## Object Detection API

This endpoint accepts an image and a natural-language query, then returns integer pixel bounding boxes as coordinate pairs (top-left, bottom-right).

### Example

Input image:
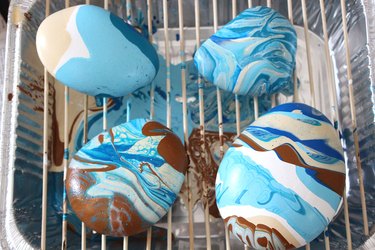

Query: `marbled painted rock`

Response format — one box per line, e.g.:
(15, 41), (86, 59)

(36, 5), (159, 97)
(215, 103), (345, 249)
(194, 6), (297, 97)
(66, 119), (187, 236)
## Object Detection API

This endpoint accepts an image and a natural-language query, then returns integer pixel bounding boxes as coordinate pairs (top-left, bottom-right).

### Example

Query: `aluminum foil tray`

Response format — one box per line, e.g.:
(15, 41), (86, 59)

(0, 0), (374, 249)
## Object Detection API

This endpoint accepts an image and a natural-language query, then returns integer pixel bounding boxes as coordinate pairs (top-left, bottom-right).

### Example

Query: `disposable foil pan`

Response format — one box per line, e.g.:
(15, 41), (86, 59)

(0, 0), (374, 249)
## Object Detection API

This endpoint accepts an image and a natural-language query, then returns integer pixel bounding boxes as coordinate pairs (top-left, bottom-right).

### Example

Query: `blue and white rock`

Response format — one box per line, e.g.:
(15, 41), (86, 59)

(194, 6), (297, 97)
(36, 5), (159, 97)
(66, 119), (187, 236)
(215, 103), (345, 249)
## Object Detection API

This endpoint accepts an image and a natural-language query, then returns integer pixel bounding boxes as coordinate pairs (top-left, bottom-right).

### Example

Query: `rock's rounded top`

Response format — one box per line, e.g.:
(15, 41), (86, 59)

(194, 6), (297, 97)
(215, 103), (345, 249)
(36, 5), (159, 98)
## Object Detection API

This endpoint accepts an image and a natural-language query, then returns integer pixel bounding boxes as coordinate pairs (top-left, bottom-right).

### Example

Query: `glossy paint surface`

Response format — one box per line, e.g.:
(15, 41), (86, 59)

(36, 5), (159, 97)
(216, 103), (345, 249)
(194, 6), (297, 96)
(67, 119), (187, 236)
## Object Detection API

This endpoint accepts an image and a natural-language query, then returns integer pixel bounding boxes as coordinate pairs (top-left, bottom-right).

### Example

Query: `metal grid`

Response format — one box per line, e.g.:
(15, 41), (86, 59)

(12, 0), (371, 249)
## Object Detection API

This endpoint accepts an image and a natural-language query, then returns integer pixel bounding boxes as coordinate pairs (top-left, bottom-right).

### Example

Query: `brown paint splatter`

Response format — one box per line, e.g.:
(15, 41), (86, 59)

(188, 128), (236, 218)
(239, 134), (345, 196)
(51, 84), (64, 166)
(24, 12), (32, 21)
(18, 85), (32, 98)
(7, 93), (13, 101)
(17, 72), (118, 169)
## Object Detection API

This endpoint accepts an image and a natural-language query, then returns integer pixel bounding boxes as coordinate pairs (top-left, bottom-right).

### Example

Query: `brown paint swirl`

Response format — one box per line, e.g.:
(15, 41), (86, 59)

(187, 128), (236, 218)
(142, 121), (188, 174)
(238, 134), (345, 196)
(66, 167), (148, 236)
(225, 215), (295, 250)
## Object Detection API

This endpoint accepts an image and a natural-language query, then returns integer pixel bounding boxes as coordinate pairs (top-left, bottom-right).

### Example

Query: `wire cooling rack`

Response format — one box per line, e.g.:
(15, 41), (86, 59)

(0, 0), (374, 249)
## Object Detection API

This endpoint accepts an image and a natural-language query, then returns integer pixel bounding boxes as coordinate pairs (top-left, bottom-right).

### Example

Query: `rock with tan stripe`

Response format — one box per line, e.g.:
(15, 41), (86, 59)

(215, 103), (345, 249)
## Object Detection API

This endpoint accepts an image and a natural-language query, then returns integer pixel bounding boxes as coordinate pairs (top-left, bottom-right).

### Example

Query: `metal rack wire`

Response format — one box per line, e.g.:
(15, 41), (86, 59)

(2, 0), (371, 249)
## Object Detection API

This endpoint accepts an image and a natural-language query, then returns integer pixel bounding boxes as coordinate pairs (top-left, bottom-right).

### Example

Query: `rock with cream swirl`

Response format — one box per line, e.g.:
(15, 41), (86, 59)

(36, 5), (159, 97)
(215, 103), (345, 249)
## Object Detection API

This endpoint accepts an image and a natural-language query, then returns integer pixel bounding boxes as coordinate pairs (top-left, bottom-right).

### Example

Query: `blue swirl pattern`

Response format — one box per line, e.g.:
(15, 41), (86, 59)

(215, 103), (345, 249)
(66, 119), (186, 237)
(194, 6), (297, 96)
(36, 5), (159, 98)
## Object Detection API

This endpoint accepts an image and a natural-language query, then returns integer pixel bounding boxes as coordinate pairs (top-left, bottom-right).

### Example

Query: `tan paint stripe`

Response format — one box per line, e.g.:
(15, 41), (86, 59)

(239, 134), (345, 195)
(36, 7), (76, 74)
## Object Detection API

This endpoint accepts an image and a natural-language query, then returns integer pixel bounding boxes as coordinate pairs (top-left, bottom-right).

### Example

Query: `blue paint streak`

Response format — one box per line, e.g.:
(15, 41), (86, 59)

(247, 126), (344, 161)
(55, 5), (158, 98)
(269, 103), (331, 124)
(110, 13), (159, 71)
(235, 189), (248, 204)
(296, 167), (341, 209)
(72, 56), (271, 149)
(216, 147), (336, 242)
